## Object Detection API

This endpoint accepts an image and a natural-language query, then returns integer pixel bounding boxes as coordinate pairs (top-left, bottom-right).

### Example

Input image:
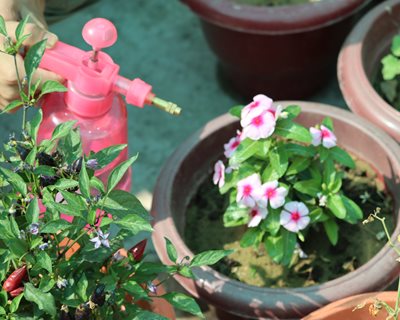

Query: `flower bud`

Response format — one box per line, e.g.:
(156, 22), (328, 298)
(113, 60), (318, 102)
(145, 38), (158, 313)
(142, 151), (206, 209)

(129, 239), (147, 261)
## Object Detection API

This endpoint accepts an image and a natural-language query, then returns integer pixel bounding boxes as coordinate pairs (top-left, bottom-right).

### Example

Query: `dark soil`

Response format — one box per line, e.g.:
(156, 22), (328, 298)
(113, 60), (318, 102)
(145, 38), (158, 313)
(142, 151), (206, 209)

(184, 157), (394, 288)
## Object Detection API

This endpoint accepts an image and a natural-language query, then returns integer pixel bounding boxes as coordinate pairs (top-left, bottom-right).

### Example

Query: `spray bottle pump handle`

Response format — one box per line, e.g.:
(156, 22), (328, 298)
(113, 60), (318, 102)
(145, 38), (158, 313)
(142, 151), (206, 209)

(40, 18), (181, 115)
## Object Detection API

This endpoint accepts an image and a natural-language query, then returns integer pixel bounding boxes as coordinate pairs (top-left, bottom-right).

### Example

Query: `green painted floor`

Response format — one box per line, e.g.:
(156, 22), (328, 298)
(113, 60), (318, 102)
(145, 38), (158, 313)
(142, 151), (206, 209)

(0, 1), (349, 318)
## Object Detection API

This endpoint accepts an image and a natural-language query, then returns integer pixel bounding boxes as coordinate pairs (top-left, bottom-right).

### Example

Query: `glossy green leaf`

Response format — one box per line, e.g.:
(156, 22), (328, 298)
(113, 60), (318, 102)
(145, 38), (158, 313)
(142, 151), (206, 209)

(76, 273), (88, 301)
(264, 230), (296, 265)
(28, 109), (43, 143)
(286, 157), (311, 176)
(341, 195), (363, 224)
(380, 79), (398, 102)
(39, 80), (67, 99)
(382, 54), (400, 80)
(283, 105), (301, 119)
(240, 228), (264, 248)
(34, 251), (52, 273)
(34, 165), (56, 177)
(1, 100), (23, 114)
(52, 120), (77, 141)
(229, 138), (260, 166)
(229, 105), (243, 118)
(327, 194), (346, 219)
(330, 146), (355, 168)
(122, 280), (149, 301)
(275, 119), (312, 143)
(79, 159), (90, 199)
(165, 237), (178, 263)
(49, 178), (79, 191)
(321, 117), (334, 131)
(9, 292), (23, 313)
(219, 163), (255, 194)
(0, 167), (27, 196)
(90, 144), (127, 169)
(107, 154), (138, 193)
(161, 292), (203, 318)
(90, 176), (105, 194)
(24, 39), (47, 84)
(323, 219), (339, 245)
(15, 15), (29, 41)
(102, 189), (149, 219)
(24, 283), (56, 317)
(114, 215), (152, 234)
(26, 198), (39, 224)
(260, 209), (281, 236)
(293, 179), (320, 197)
(191, 250), (232, 267)
(391, 34), (400, 57)
(223, 204), (249, 227)
(0, 16), (7, 36)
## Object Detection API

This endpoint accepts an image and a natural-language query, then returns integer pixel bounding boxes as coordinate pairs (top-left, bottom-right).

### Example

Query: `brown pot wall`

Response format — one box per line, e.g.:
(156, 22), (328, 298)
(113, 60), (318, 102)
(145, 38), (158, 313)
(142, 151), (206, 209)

(181, 0), (372, 99)
(303, 291), (398, 320)
(338, 0), (400, 142)
(151, 102), (400, 319)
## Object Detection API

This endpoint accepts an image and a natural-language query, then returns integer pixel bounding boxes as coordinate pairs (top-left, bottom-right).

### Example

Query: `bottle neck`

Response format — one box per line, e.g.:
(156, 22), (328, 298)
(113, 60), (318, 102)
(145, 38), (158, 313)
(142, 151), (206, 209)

(65, 81), (114, 118)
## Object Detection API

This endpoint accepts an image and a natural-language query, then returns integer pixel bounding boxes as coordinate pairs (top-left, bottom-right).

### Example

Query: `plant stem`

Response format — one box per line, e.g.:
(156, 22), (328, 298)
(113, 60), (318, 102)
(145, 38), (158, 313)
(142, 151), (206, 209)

(373, 214), (400, 255)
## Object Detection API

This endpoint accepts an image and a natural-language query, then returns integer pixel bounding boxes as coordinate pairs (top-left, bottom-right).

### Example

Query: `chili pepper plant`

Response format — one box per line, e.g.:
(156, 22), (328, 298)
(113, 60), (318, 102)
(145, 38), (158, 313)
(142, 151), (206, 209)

(213, 94), (363, 265)
(0, 16), (230, 319)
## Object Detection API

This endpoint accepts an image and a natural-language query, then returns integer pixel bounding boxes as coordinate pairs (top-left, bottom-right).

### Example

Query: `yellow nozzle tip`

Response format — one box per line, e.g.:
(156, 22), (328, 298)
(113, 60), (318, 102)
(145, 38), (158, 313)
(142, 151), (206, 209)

(151, 97), (182, 116)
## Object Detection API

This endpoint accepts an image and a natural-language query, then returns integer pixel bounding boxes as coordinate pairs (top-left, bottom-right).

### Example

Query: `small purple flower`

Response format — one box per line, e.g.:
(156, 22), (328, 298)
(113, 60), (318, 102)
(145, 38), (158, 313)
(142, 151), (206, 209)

(29, 223), (40, 235)
(86, 159), (99, 170)
(90, 229), (110, 249)
(56, 277), (68, 289)
(39, 243), (49, 250)
(147, 281), (157, 294)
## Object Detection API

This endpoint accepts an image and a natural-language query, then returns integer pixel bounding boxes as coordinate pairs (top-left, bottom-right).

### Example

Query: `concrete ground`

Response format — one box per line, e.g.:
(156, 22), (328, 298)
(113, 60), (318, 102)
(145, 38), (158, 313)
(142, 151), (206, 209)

(0, 0), (349, 318)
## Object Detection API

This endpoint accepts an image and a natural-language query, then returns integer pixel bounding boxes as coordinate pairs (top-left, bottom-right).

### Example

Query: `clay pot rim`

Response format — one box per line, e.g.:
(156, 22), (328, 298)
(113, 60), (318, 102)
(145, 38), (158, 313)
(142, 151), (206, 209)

(152, 101), (400, 304)
(338, 0), (400, 141)
(303, 291), (398, 319)
(181, 0), (370, 34)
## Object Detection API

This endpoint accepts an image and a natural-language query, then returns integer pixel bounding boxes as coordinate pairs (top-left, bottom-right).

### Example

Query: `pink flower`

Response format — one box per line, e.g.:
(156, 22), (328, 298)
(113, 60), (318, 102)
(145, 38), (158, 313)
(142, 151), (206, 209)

(257, 180), (288, 209)
(310, 125), (337, 149)
(236, 173), (261, 207)
(241, 94), (273, 121)
(241, 110), (276, 141)
(224, 131), (242, 158)
(248, 206), (268, 227)
(213, 160), (225, 188)
(280, 201), (310, 233)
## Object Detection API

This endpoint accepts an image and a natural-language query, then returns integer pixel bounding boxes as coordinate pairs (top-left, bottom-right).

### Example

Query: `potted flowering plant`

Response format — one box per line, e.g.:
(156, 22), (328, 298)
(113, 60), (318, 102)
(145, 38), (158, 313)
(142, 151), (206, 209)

(181, 0), (372, 99)
(338, 0), (400, 142)
(0, 15), (229, 319)
(152, 94), (400, 319)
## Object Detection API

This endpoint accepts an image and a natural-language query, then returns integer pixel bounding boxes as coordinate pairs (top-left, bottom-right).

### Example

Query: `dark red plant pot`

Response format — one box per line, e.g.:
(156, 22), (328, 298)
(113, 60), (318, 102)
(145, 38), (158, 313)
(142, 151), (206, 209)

(181, 0), (372, 99)
(338, 0), (400, 142)
(151, 102), (400, 319)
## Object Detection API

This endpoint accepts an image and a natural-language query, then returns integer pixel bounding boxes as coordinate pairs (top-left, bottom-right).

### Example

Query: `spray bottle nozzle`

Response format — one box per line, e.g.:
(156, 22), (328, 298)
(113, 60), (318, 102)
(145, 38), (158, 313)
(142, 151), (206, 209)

(40, 18), (181, 116)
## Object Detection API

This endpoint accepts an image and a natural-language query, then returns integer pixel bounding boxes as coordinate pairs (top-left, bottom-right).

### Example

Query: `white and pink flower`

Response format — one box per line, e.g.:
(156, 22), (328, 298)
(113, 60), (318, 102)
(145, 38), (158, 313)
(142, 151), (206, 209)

(236, 173), (262, 207)
(213, 160), (225, 188)
(310, 125), (337, 149)
(280, 201), (310, 233)
(248, 206), (268, 228)
(241, 110), (276, 141)
(224, 131), (242, 158)
(241, 94), (273, 122)
(257, 180), (288, 209)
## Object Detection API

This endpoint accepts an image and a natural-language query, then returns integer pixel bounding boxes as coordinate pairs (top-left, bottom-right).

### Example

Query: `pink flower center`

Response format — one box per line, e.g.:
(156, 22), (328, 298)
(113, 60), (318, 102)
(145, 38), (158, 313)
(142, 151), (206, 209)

(265, 188), (276, 199)
(321, 128), (331, 138)
(250, 209), (258, 217)
(231, 140), (240, 149)
(250, 101), (260, 109)
(251, 115), (264, 127)
(243, 185), (252, 196)
(291, 211), (300, 222)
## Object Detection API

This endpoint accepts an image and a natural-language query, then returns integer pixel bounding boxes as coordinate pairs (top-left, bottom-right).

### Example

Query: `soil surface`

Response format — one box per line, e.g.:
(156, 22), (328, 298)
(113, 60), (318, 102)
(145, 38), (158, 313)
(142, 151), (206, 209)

(184, 157), (394, 288)
(229, 0), (322, 6)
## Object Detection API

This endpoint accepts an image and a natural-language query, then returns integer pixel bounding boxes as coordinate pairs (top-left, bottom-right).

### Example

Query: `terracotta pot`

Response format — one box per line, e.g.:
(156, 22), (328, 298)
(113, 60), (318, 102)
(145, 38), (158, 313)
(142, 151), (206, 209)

(303, 291), (398, 319)
(338, 0), (400, 142)
(151, 101), (400, 319)
(181, 0), (372, 99)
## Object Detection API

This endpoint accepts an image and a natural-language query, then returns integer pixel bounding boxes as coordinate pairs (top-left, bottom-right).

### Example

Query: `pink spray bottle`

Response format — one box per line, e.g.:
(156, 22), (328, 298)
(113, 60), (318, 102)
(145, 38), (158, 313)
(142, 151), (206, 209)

(37, 18), (181, 192)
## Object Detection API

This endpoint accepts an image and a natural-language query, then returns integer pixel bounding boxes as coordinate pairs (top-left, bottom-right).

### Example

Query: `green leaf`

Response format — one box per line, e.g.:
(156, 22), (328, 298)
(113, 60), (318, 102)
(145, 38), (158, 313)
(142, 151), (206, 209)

(309, 207), (328, 223)
(223, 204), (249, 227)
(0, 167), (27, 196)
(49, 178), (79, 191)
(107, 155), (138, 193)
(1, 100), (23, 114)
(114, 215), (152, 234)
(59, 190), (86, 211)
(34, 165), (56, 177)
(283, 105), (301, 119)
(380, 79), (398, 103)
(102, 189), (149, 219)
(391, 35), (400, 57)
(293, 179), (320, 197)
(341, 195), (363, 223)
(219, 163), (255, 194)
(286, 157), (311, 176)
(15, 15), (29, 41)
(275, 119), (312, 143)
(161, 292), (204, 318)
(52, 120), (77, 141)
(76, 273), (88, 301)
(79, 159), (91, 199)
(323, 159), (336, 187)
(9, 292), (24, 313)
(330, 146), (355, 168)
(132, 310), (169, 320)
(284, 143), (316, 157)
(5, 238), (27, 258)
(39, 80), (67, 98)
(24, 39), (47, 85)
(28, 109), (43, 143)
(229, 138), (260, 166)
(382, 54), (400, 80)
(327, 194), (346, 219)
(52, 203), (83, 217)
(34, 251), (52, 273)
(191, 250), (232, 267)
(178, 265), (195, 279)
(90, 144), (127, 169)
(321, 117), (334, 131)
(229, 105), (243, 118)
(0, 16), (7, 36)
(264, 230), (296, 265)
(41, 220), (74, 233)
(260, 209), (281, 236)
(39, 275), (55, 293)
(240, 228), (263, 248)
(122, 280), (149, 301)
(165, 238), (178, 263)
(323, 219), (339, 245)
(90, 176), (105, 194)
(26, 198), (39, 224)
(24, 283), (56, 317)
(268, 145), (288, 180)
(25, 146), (37, 166)
(0, 306), (5, 315)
